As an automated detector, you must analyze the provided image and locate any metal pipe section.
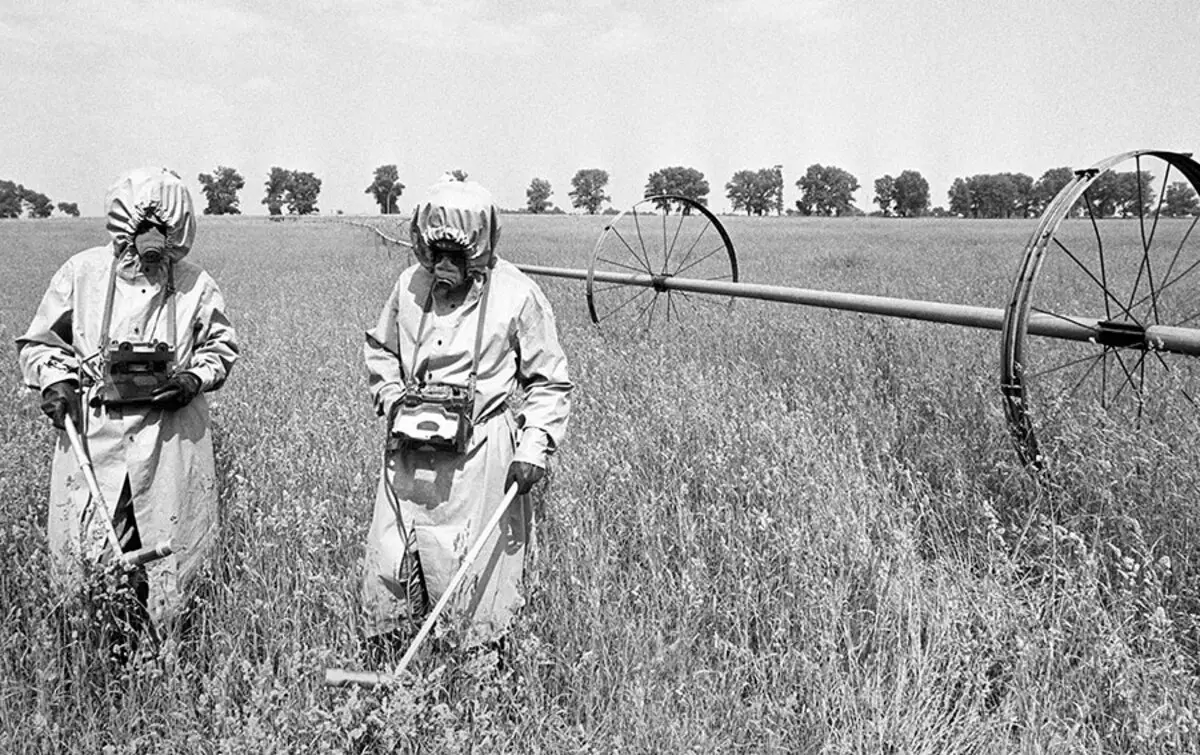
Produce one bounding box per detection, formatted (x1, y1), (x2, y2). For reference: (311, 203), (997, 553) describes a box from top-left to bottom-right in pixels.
(516, 264), (1200, 357)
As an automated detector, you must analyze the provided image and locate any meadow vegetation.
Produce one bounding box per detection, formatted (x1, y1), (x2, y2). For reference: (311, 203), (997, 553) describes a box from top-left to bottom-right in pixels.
(2, 215), (1199, 752)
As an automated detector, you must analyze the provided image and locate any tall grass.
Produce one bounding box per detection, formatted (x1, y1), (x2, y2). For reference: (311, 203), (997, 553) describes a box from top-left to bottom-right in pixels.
(1, 215), (1198, 752)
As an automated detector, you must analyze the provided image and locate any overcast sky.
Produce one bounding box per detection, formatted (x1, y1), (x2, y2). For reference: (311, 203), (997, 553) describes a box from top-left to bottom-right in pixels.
(3, 0), (1197, 216)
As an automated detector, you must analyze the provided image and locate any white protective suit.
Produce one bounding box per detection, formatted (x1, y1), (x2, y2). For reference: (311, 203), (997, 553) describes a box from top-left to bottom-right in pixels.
(362, 179), (572, 643)
(16, 167), (239, 623)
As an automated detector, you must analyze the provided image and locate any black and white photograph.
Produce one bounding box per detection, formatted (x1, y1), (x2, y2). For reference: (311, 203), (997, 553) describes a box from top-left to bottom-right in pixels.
(2, 1), (1200, 751)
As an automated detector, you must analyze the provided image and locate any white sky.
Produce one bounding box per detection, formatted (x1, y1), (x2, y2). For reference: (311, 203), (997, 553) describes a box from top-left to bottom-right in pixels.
(2, 0), (1198, 215)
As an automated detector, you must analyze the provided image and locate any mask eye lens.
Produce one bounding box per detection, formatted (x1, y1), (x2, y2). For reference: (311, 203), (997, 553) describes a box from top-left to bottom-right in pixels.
(429, 241), (467, 264)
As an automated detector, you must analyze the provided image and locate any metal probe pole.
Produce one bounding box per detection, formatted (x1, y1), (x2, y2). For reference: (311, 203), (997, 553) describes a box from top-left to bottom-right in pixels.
(325, 483), (521, 688)
(63, 415), (174, 569)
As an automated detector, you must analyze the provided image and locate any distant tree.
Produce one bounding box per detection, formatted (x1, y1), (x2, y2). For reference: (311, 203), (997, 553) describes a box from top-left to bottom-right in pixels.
(526, 177), (553, 214)
(771, 165), (784, 215)
(569, 168), (611, 214)
(976, 174), (1018, 218)
(873, 175), (896, 216)
(365, 164), (405, 214)
(0, 180), (25, 218)
(1164, 181), (1200, 217)
(1003, 172), (1034, 218)
(947, 178), (971, 217)
(892, 170), (930, 217)
(449, 169), (469, 181)
(57, 201), (80, 217)
(1074, 170), (1152, 219)
(285, 171), (322, 215)
(1112, 170), (1154, 218)
(727, 168), (781, 216)
(23, 190), (54, 218)
(796, 164), (859, 217)
(644, 166), (709, 213)
(1032, 167), (1075, 216)
(263, 167), (290, 216)
(197, 166), (245, 215)
(948, 174), (1023, 218)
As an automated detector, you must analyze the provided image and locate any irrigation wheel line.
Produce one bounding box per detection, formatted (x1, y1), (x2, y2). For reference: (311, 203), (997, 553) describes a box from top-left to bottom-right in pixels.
(1001, 149), (1200, 467)
(516, 150), (1200, 470)
(586, 194), (739, 331)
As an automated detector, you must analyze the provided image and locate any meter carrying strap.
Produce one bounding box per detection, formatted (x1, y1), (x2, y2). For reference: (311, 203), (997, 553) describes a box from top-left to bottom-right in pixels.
(390, 272), (493, 452)
(93, 255), (180, 406)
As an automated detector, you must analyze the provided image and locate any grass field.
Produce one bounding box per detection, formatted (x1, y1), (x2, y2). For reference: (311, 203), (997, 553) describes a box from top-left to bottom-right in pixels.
(2, 214), (1200, 753)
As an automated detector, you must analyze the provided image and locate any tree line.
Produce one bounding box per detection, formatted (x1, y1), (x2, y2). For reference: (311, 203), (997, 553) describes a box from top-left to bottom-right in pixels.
(220, 162), (1200, 220)
(5, 162), (1199, 220)
(0, 180), (79, 218)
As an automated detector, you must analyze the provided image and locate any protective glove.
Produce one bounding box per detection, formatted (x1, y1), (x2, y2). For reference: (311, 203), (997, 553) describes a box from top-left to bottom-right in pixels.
(150, 372), (202, 411)
(40, 380), (81, 430)
(504, 461), (544, 495)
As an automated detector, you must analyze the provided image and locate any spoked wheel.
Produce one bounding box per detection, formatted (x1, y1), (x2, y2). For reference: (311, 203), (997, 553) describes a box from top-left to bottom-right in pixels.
(1001, 149), (1200, 467)
(586, 194), (738, 330)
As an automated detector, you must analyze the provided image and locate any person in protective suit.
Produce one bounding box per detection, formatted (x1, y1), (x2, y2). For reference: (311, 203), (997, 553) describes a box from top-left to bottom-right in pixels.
(362, 177), (572, 655)
(16, 167), (239, 633)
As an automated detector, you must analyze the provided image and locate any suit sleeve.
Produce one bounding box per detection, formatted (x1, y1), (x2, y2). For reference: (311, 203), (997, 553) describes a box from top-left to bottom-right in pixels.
(512, 284), (572, 468)
(15, 261), (80, 391)
(364, 279), (407, 417)
(185, 276), (239, 391)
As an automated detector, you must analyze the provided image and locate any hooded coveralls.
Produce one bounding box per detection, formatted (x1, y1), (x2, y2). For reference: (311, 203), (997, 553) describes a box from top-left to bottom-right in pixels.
(15, 168), (238, 623)
(362, 180), (571, 643)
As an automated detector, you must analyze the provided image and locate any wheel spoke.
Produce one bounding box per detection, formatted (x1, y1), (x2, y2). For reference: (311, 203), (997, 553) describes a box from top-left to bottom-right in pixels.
(1029, 306), (1102, 335)
(1146, 160), (1171, 258)
(1126, 155), (1161, 323)
(1040, 351), (1105, 428)
(596, 287), (652, 323)
(632, 207), (656, 273)
(608, 228), (655, 275)
(1025, 350), (1111, 381)
(1085, 189), (1113, 322)
(672, 221), (713, 275)
(1150, 350), (1200, 409)
(1174, 308), (1200, 328)
(1128, 247), (1200, 317)
(1157, 210), (1198, 293)
(633, 290), (659, 329)
(1052, 236), (1140, 324)
(592, 281), (638, 294)
(676, 290), (728, 312)
(598, 255), (653, 276)
(664, 209), (687, 270)
(1107, 348), (1146, 406)
(661, 210), (668, 273)
(675, 244), (727, 278)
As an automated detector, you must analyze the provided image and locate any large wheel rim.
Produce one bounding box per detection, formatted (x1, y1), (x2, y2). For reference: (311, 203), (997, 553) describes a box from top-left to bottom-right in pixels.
(586, 195), (738, 331)
(1001, 149), (1200, 466)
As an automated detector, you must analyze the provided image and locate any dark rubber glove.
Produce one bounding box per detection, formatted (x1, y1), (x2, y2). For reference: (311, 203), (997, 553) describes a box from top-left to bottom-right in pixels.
(504, 461), (544, 495)
(150, 372), (202, 411)
(40, 381), (81, 430)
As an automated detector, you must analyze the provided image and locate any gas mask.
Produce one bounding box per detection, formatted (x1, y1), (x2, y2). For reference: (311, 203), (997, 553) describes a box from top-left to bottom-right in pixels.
(429, 239), (471, 292)
(130, 227), (170, 278)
